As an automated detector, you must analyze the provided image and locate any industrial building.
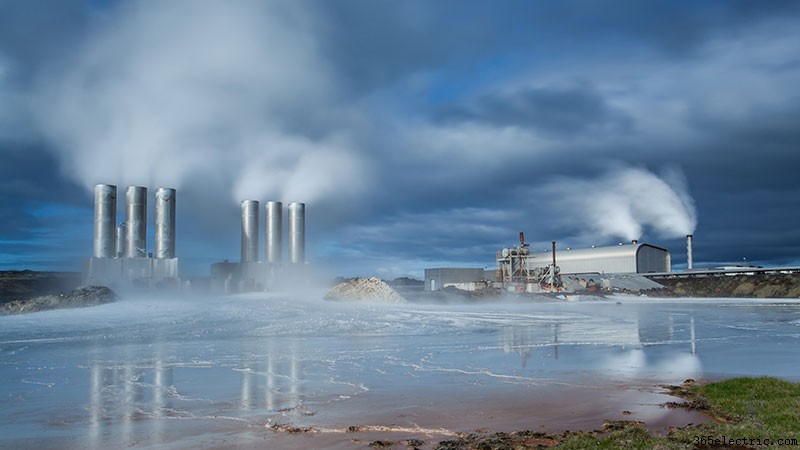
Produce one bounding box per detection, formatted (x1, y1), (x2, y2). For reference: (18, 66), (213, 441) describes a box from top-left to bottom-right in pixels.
(424, 268), (487, 291)
(85, 184), (179, 288)
(522, 242), (671, 275)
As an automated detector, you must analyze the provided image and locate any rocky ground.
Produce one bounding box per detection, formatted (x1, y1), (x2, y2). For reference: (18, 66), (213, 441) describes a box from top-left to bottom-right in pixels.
(1, 285), (117, 315)
(645, 272), (800, 298)
(0, 270), (82, 305)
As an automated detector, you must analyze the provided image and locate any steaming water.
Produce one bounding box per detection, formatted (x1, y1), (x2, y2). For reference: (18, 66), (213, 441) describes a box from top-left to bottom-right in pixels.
(1, 294), (798, 449)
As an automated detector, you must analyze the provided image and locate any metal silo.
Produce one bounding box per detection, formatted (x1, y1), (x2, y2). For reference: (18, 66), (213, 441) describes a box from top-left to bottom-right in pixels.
(125, 186), (147, 258)
(241, 200), (259, 263)
(155, 188), (176, 259)
(93, 184), (117, 258)
(265, 201), (282, 264)
(288, 202), (305, 264)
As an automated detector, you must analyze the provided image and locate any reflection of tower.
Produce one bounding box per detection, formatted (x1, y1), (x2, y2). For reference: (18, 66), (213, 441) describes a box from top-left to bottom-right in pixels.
(89, 360), (101, 446)
(266, 344), (275, 411)
(289, 345), (300, 406)
(690, 317), (696, 355)
(240, 355), (256, 411)
(553, 322), (560, 360)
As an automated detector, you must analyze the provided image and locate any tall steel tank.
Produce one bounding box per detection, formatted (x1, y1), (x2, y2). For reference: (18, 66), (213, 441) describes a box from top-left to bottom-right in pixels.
(125, 186), (147, 258)
(155, 188), (176, 259)
(288, 202), (305, 264)
(241, 200), (259, 263)
(93, 184), (117, 258)
(265, 201), (282, 264)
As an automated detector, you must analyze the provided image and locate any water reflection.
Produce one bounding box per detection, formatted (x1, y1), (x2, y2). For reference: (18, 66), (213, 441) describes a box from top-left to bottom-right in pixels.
(498, 310), (700, 378)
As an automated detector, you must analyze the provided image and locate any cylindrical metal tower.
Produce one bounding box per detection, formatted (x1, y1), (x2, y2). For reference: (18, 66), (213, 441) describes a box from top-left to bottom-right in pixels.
(125, 186), (147, 258)
(241, 200), (259, 263)
(288, 202), (305, 264)
(93, 184), (117, 258)
(686, 234), (693, 270)
(116, 223), (126, 258)
(155, 187), (176, 259)
(265, 201), (282, 264)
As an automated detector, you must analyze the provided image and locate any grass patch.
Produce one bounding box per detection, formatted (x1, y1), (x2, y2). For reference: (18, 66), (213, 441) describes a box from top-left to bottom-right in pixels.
(431, 377), (800, 449)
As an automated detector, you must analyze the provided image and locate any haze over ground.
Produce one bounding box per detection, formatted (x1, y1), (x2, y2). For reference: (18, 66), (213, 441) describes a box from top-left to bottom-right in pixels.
(1, 0), (799, 277)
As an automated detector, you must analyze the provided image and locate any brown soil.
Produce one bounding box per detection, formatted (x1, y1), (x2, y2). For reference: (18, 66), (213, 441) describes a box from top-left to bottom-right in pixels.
(645, 273), (800, 298)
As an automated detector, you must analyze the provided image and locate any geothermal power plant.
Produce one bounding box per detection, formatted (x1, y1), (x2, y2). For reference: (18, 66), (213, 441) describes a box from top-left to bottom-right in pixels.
(86, 184), (178, 287)
(219, 200), (307, 292)
(86, 183), (306, 292)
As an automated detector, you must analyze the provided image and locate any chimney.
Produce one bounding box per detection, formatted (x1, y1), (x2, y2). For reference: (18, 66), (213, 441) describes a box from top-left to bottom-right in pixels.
(93, 184), (117, 258)
(154, 188), (176, 259)
(686, 234), (694, 270)
(288, 202), (305, 264)
(241, 200), (259, 263)
(124, 186), (147, 258)
(265, 202), (282, 264)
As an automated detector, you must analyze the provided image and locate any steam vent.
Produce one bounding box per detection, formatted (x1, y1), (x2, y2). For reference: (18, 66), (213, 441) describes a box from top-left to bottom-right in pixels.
(211, 201), (307, 294)
(85, 184), (179, 288)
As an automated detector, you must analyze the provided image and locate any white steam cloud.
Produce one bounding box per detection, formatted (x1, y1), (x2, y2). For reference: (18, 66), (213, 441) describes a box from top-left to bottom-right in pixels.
(33, 0), (367, 205)
(546, 166), (697, 241)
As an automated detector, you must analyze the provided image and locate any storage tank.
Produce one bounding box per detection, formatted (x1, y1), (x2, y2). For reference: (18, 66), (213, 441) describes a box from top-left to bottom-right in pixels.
(125, 186), (147, 258)
(241, 200), (259, 263)
(93, 184), (117, 258)
(155, 188), (176, 259)
(288, 202), (305, 264)
(265, 201), (282, 264)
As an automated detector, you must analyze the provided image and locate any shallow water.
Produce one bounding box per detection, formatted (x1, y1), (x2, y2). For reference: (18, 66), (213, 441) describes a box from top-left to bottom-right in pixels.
(1, 294), (798, 449)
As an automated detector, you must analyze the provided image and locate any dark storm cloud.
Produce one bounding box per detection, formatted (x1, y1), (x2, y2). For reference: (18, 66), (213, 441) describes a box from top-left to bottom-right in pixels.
(1, 0), (800, 275)
(435, 84), (631, 135)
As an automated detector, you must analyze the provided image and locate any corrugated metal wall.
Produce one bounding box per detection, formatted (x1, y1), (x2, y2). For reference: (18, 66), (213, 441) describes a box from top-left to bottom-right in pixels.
(524, 244), (670, 274)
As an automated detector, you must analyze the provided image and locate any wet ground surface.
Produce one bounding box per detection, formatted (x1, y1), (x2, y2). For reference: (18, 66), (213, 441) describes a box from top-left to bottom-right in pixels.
(1, 293), (798, 448)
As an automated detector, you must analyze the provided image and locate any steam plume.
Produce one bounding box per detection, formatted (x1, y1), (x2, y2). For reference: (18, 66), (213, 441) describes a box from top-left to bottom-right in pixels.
(546, 166), (697, 241)
(33, 0), (366, 206)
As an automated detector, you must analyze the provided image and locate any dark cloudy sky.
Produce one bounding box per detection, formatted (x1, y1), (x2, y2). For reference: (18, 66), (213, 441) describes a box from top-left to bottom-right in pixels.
(1, 0), (799, 278)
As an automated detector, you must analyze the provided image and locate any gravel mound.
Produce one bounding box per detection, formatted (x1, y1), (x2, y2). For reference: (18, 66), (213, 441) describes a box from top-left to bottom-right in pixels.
(1, 285), (118, 315)
(325, 277), (407, 304)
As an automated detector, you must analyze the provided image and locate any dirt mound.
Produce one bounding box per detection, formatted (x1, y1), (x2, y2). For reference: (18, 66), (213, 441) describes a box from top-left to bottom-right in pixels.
(646, 273), (800, 298)
(1, 286), (117, 315)
(325, 277), (407, 304)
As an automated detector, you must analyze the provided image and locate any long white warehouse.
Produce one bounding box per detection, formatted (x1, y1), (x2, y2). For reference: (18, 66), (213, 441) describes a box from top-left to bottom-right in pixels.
(525, 243), (671, 274)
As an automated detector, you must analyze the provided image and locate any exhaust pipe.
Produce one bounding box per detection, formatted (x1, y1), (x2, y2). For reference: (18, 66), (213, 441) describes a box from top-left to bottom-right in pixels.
(265, 202), (282, 264)
(241, 200), (259, 263)
(93, 184), (117, 258)
(154, 188), (176, 259)
(125, 186), (147, 258)
(686, 234), (693, 270)
(288, 202), (305, 264)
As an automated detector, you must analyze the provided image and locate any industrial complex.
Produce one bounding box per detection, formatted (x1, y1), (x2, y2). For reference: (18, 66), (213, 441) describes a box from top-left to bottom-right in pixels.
(84, 183), (307, 293)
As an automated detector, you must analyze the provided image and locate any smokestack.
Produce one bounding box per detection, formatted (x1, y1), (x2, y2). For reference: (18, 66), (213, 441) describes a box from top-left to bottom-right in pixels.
(288, 202), (305, 264)
(241, 200), (259, 263)
(116, 223), (126, 257)
(93, 184), (117, 258)
(265, 201), (282, 264)
(686, 234), (693, 270)
(124, 186), (147, 257)
(154, 188), (176, 259)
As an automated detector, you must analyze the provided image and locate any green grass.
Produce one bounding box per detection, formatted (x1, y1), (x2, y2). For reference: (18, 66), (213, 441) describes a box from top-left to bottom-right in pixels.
(433, 377), (800, 449)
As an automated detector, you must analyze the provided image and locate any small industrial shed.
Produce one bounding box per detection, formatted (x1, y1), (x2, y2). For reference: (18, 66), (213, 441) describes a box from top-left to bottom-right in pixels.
(525, 243), (671, 274)
(424, 268), (486, 291)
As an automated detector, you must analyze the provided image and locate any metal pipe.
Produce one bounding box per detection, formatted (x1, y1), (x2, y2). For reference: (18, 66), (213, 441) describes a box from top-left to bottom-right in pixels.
(265, 201), (282, 264)
(93, 184), (117, 258)
(116, 223), (126, 258)
(686, 234), (693, 270)
(154, 188), (176, 259)
(241, 200), (259, 263)
(125, 186), (147, 258)
(288, 202), (305, 264)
